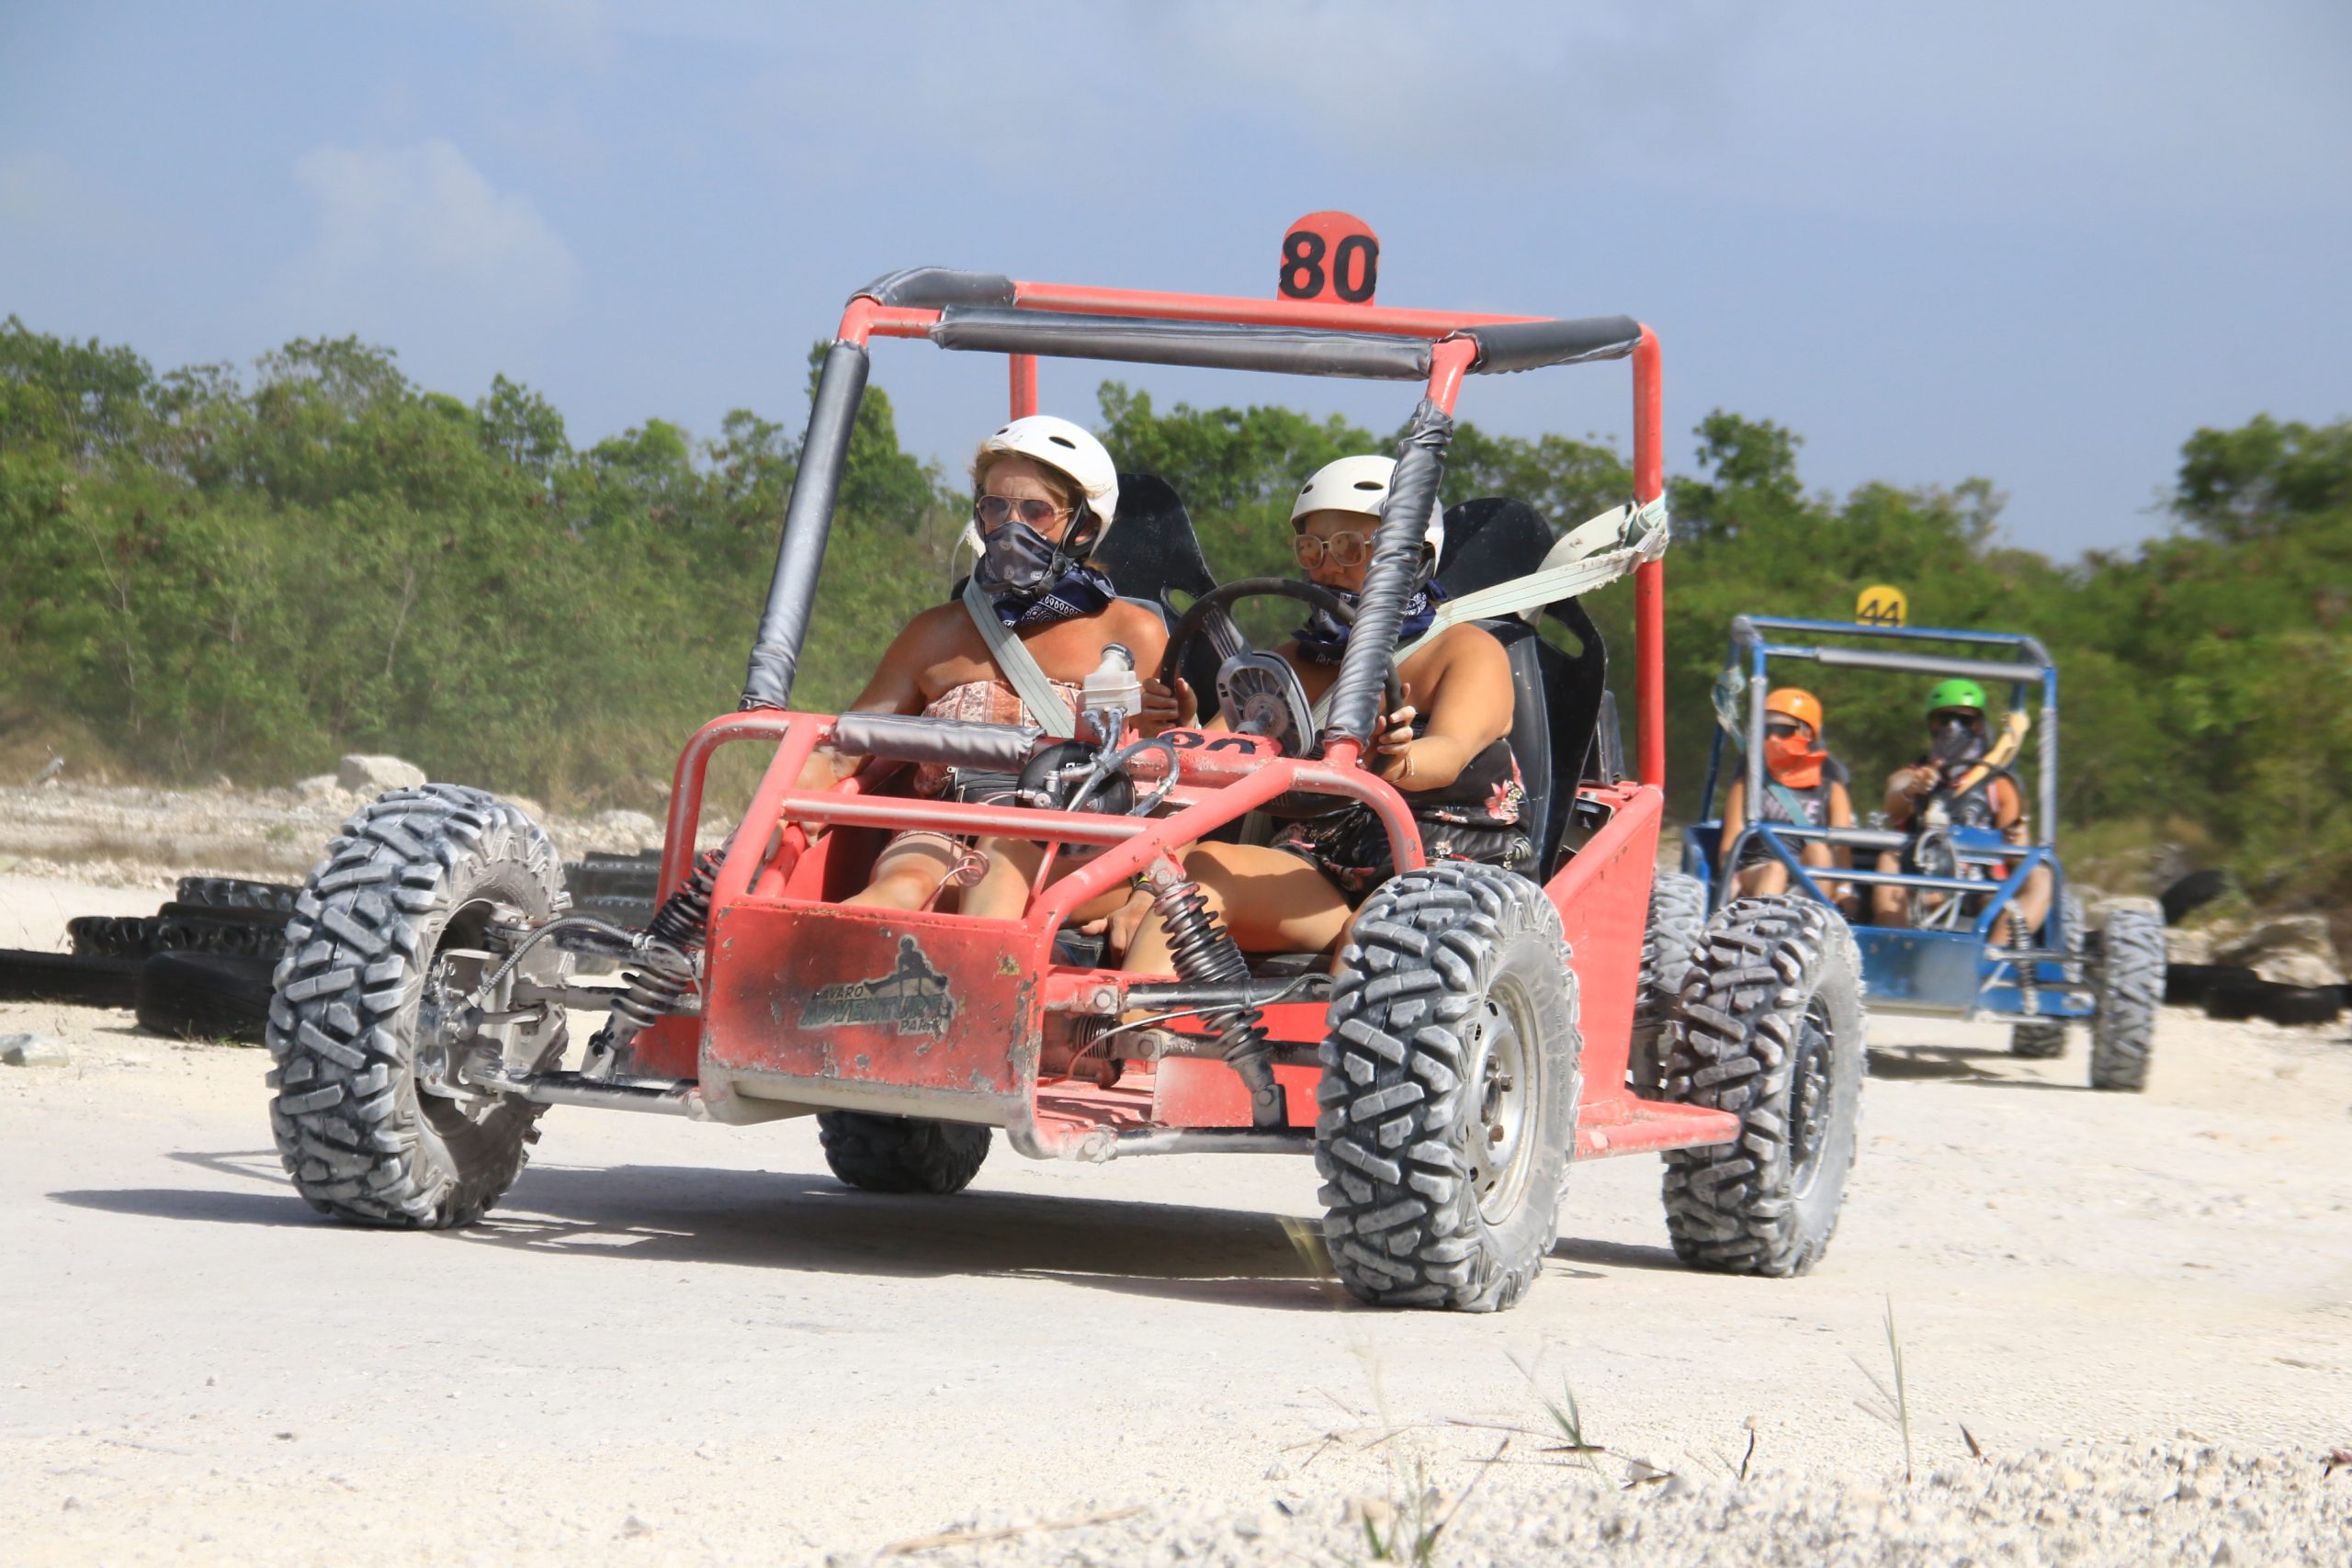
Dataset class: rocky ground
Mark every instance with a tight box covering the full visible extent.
[3,787,2349,1566]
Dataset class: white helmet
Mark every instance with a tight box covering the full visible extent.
[1290,454,1445,566]
[978,415,1120,540]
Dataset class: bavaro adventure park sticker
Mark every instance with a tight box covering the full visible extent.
[798,936,958,1037]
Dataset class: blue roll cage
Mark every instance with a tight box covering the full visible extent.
[1684,615,2088,1021]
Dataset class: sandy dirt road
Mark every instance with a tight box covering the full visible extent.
[5,874,2350,1564]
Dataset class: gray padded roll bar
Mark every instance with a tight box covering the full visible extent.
[741,340,869,710]
[1809,648,2050,683]
[1319,400,1454,750]
[830,712,1045,772]
[853,267,1016,309]
[1452,315,1643,374]
[932,307,1433,380]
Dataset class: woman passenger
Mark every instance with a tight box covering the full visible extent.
[1112,455,1531,967]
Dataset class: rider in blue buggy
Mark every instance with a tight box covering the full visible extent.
[1681,616,2164,1092]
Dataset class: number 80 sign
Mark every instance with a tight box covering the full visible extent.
[1277,211,1380,306]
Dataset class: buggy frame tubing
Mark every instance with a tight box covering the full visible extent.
[1712,632,2059,857]
[1696,617,2068,955]
[737,275,1668,846]
[834,280,1666,773]
[699,716,1427,933]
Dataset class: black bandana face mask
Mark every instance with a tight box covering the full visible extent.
[1929,716,1987,767]
[1292,581,1446,666]
[973,517,1067,597]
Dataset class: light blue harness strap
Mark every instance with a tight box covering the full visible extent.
[959,576,1079,739]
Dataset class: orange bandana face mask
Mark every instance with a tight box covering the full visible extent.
[1765,728,1826,789]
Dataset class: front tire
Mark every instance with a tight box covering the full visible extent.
[2088,899,2164,1092]
[1661,897,1865,1277]
[267,784,568,1227]
[1316,863,1581,1313]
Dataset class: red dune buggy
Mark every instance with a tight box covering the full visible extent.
[266,263,1866,1309]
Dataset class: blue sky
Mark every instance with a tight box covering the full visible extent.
[4,1,2346,557]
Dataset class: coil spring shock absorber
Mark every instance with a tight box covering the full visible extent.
[1150,874,1285,1129]
[2009,906,2038,1019]
[582,848,723,1079]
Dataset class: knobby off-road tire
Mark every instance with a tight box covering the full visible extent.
[1661,896,1865,1277]
[2088,899,2164,1093]
[1316,862,1581,1313]
[1630,872,1708,1093]
[2008,1021,2067,1058]
[2010,892,2086,1059]
[266,784,568,1227]
[817,1112,991,1195]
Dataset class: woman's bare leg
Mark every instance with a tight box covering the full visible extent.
[963,836,1041,921]
[1122,842,1351,976]
[1731,860,1791,898]
[1871,851,1909,926]
[845,836,959,911]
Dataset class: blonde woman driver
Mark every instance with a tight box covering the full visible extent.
[801,415,1166,921]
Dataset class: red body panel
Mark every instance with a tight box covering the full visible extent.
[705,901,1049,1123]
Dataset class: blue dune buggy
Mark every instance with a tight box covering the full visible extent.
[1673,615,2165,1091]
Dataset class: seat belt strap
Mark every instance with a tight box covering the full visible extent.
[1308,496,1671,728]
[960,577,1079,739]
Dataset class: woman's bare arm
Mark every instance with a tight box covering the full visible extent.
[1720,779,1749,860]
[1385,627,1512,790]
[795,609,946,788]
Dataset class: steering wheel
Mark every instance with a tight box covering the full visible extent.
[1158,578,1403,759]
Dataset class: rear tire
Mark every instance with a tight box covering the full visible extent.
[817,1112,990,1195]
[2088,900,2164,1092]
[267,784,569,1227]
[1315,862,1581,1313]
[1630,872,1707,1094]
[2009,1021,2067,1058]
[1661,897,1865,1277]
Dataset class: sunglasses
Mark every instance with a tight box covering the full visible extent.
[1765,720,1806,740]
[1292,529,1375,569]
[975,494,1067,532]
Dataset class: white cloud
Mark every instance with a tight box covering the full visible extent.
[283,140,582,329]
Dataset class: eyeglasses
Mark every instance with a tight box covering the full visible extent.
[975,495,1067,532]
[1292,529,1375,569]
[1765,720,1805,740]
[1928,711,1984,730]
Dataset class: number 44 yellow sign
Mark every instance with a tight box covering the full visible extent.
[1856,584,1907,627]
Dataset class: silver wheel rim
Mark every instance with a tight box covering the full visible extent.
[1466,972,1543,1226]
[413,901,503,1130]
[1787,998,1835,1196]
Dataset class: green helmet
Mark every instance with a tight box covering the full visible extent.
[1925,678,1985,715]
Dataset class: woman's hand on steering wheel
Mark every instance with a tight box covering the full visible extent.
[1373,690,1418,782]
[1139,674,1195,736]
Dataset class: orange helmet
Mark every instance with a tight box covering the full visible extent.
[1765,686,1824,736]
